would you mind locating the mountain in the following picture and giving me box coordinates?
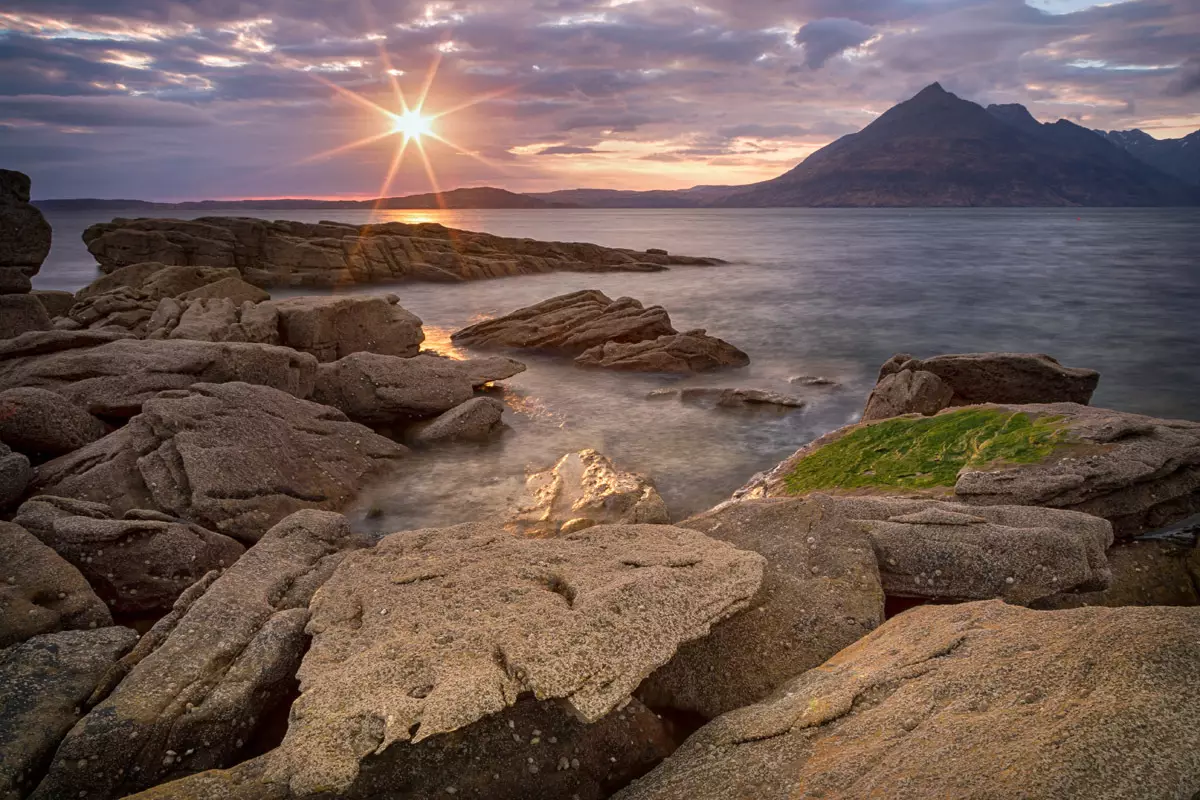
[714,83,1198,207]
[1097,128,1200,186]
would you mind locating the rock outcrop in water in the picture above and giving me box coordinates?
[82,216,723,287]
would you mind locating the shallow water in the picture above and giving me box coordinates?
[36,207,1200,532]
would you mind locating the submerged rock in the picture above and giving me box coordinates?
[0,387,108,461]
[616,601,1200,800]
[652,387,805,409]
[410,396,506,445]
[576,330,749,373]
[33,382,408,542]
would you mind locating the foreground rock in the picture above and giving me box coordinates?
[0,169,52,302]
[0,627,138,800]
[1034,537,1199,608]
[268,294,424,361]
[617,601,1200,800]
[15,497,246,615]
[0,442,31,509]
[0,387,108,460]
[310,352,474,425]
[508,449,670,535]
[31,289,75,318]
[34,382,407,542]
[82,216,721,287]
[0,521,112,648]
[61,266,247,335]
[30,511,358,800]
[743,403,1200,538]
[0,295,51,340]
[640,498,885,720]
[865,352,1100,420]
[0,338,317,418]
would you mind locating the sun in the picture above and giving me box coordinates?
[390,108,433,142]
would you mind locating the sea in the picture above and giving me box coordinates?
[34,206,1200,533]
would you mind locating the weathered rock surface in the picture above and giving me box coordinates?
[0,627,138,800]
[0,521,111,648]
[176,276,269,304]
[82,216,721,287]
[0,328,134,361]
[508,449,671,536]
[1034,537,1200,608]
[0,338,317,418]
[0,294,51,339]
[29,511,358,800]
[0,387,108,460]
[75,263,241,303]
[0,442,31,509]
[267,294,424,362]
[577,330,750,373]
[166,521,762,796]
[61,286,163,334]
[31,290,75,318]
[33,382,407,542]
[0,169,52,294]
[861,368,953,421]
[62,266,248,335]
[15,497,246,615]
[451,354,527,387]
[310,352,474,425]
[744,403,1200,538]
[410,396,506,445]
[616,601,1200,800]
[639,498,884,719]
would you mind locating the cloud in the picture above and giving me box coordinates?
[1166,56,1200,96]
[537,144,600,154]
[717,123,810,138]
[794,18,876,69]
[0,94,214,127]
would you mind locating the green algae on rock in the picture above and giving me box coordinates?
[783,407,1070,494]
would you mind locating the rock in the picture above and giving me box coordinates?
[29,510,358,800]
[452,354,527,387]
[33,382,407,542]
[146,298,282,345]
[0,387,108,460]
[82,216,721,287]
[576,329,750,373]
[788,375,838,387]
[147,520,763,796]
[14,496,246,615]
[176,276,269,304]
[0,338,317,419]
[0,521,112,648]
[615,601,1200,800]
[861,368,954,421]
[75,263,240,303]
[821,495,1113,604]
[0,294,51,339]
[451,290,676,354]
[164,297,240,342]
[310,352,474,425]
[267,294,424,362]
[508,449,670,536]
[0,170,52,292]
[0,328,134,361]
[0,627,138,800]
[658,387,805,409]
[1033,538,1200,608]
[0,442,31,509]
[742,403,1200,538]
[62,286,161,334]
[639,498,885,720]
[31,290,75,318]
[410,396,506,445]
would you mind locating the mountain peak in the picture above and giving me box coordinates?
[986,103,1043,134]
[915,81,948,98]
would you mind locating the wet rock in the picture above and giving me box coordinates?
[14,496,246,615]
[0,169,52,294]
[267,294,424,362]
[616,601,1200,800]
[0,442,31,509]
[34,382,407,542]
[31,290,75,318]
[75,263,241,303]
[0,295,51,339]
[742,403,1200,538]
[0,627,138,800]
[1033,537,1200,608]
[410,396,506,445]
[29,510,358,800]
[653,387,805,409]
[0,387,109,460]
[576,330,750,373]
[639,498,885,720]
[861,368,953,421]
[0,338,317,419]
[508,449,670,536]
[788,375,838,387]
[310,352,474,425]
[0,520,112,648]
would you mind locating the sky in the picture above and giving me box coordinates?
[1,0,1198,200]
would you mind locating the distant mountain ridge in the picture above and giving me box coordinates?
[1097,128,1200,187]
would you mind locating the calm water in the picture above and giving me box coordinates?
[35,207,1200,531]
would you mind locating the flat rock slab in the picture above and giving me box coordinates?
[0,338,317,419]
[33,382,408,542]
[252,521,763,794]
[743,403,1200,538]
[0,627,137,800]
[616,601,1200,800]
[640,498,885,719]
[29,511,357,800]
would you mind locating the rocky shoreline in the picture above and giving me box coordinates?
[2,169,1199,800]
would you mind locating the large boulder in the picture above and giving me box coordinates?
[33,382,408,542]
[507,449,671,536]
[0,295,51,340]
[266,294,424,362]
[310,352,474,425]
[861,368,953,421]
[639,498,885,720]
[0,627,138,800]
[0,387,108,461]
[741,403,1200,538]
[1034,537,1200,608]
[410,396,506,445]
[576,330,750,373]
[82,216,720,287]
[0,169,51,295]
[0,521,111,648]
[30,289,75,318]
[15,496,246,615]
[0,338,317,419]
[616,601,1200,800]
[29,511,359,800]
[0,442,31,509]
